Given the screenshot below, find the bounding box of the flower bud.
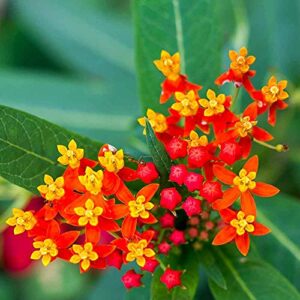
[160,188,182,210]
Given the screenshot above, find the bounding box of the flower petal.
[121,216,137,239]
[137,183,159,202]
[212,226,236,245]
[213,165,236,185]
[241,190,256,217]
[243,155,259,173]
[252,182,279,197]
[235,234,250,256]
[252,222,271,236]
[212,187,240,210]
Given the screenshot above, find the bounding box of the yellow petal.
[31,251,42,260]
[68,139,77,151]
[42,254,52,266]
[207,89,216,100]
[57,145,67,155]
[136,256,146,267]
[70,254,81,264]
[72,244,83,254]
[14,225,25,235]
[81,259,91,271]
[144,248,155,257]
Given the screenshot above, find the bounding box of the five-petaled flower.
[37,174,65,201]
[212,155,279,215]
[212,208,270,255]
[98,149,124,173]
[6,208,36,235]
[199,89,226,117]
[138,109,168,135]
[172,90,199,117]
[57,139,84,168]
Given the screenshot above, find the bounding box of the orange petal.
[212,187,240,210]
[111,204,129,219]
[243,102,257,120]
[115,181,134,204]
[241,190,256,217]
[56,231,80,248]
[219,208,237,223]
[252,182,279,197]
[94,245,116,258]
[213,165,236,185]
[252,222,271,236]
[141,213,157,224]
[252,127,273,142]
[86,224,101,244]
[121,216,137,239]
[212,226,236,245]
[235,234,250,256]
[243,155,259,173]
[137,183,159,202]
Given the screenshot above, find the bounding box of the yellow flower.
[57,139,84,169]
[172,90,199,117]
[188,130,208,148]
[138,109,168,135]
[6,208,36,235]
[126,239,155,267]
[229,47,256,74]
[78,167,103,195]
[31,239,58,266]
[261,76,289,104]
[70,242,98,271]
[235,116,257,137]
[230,211,255,235]
[233,169,256,193]
[98,149,124,173]
[199,89,226,117]
[74,199,103,226]
[37,175,65,201]
[128,195,154,219]
[153,50,180,80]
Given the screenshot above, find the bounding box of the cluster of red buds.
[6,47,288,291]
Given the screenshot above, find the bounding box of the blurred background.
[0,0,299,299]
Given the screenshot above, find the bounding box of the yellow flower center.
[57,139,84,169]
[6,208,37,235]
[126,239,155,267]
[188,130,208,148]
[172,90,199,117]
[235,116,257,137]
[128,195,154,219]
[230,211,255,235]
[199,89,226,117]
[153,50,180,80]
[137,109,168,135]
[70,243,99,271]
[98,149,124,173]
[31,239,58,266]
[74,199,103,226]
[79,167,103,195]
[229,47,255,74]
[37,175,65,201]
[233,168,256,192]
[270,85,279,95]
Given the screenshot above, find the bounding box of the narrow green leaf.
[0,105,102,194]
[151,247,200,300]
[199,246,227,290]
[209,248,300,300]
[256,194,300,289]
[145,119,171,182]
[133,0,225,112]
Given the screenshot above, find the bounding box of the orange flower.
[212,155,279,215]
[261,76,288,104]
[229,47,256,74]
[113,183,159,238]
[212,208,270,256]
[172,90,199,117]
[153,50,180,81]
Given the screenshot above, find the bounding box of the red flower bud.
[141,258,160,273]
[205,221,215,230]
[160,213,175,228]
[200,181,223,203]
[122,269,143,289]
[107,250,123,270]
[188,146,211,168]
[169,164,188,185]
[199,230,209,240]
[189,216,200,226]
[182,196,202,217]
[188,227,198,239]
[160,188,182,210]
[184,172,203,192]
[160,268,183,290]
[158,241,172,254]
[165,137,188,160]
[136,162,159,183]
[169,230,185,245]
[219,141,242,165]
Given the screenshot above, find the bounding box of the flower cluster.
[6,47,287,291]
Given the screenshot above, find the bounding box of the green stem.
[253,138,288,152]
[156,256,167,271]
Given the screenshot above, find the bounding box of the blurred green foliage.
[0,0,299,299]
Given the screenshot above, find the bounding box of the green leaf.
[199,246,227,290]
[145,119,171,183]
[256,194,300,290]
[209,248,300,300]
[0,104,102,194]
[151,247,200,300]
[133,0,225,112]
[0,70,137,148]
[12,0,135,79]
